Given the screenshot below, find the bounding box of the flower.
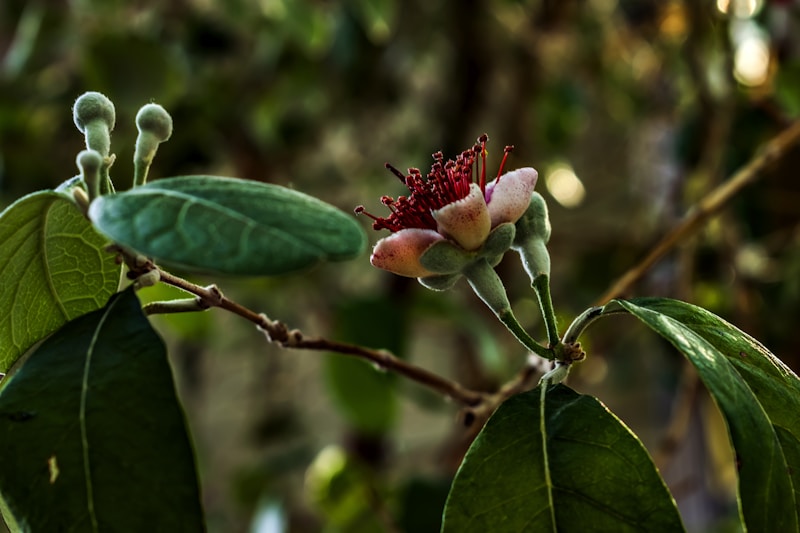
[356,135,538,279]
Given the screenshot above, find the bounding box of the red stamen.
[385,163,407,183]
[478,135,488,192]
[356,134,509,233]
[496,145,514,182]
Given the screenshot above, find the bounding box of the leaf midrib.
[79,292,121,532]
[539,384,557,532]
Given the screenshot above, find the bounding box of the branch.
[460,353,548,428]
[141,266,488,407]
[595,119,800,305]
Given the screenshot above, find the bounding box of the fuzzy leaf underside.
[89,175,366,276]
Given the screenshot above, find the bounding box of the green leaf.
[614,297,800,532]
[442,384,684,532]
[89,175,366,276]
[0,191,120,372]
[0,288,204,530]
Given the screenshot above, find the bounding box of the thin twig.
[595,119,800,305]
[147,267,488,407]
[460,354,546,428]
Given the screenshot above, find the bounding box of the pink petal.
[432,183,491,250]
[370,228,444,277]
[485,167,538,227]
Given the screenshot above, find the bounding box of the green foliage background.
[2,0,800,531]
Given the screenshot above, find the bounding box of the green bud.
[73,92,115,157]
[133,103,173,187]
[136,103,173,142]
[515,239,551,280]
[512,192,552,281]
[513,192,550,245]
[76,149,103,201]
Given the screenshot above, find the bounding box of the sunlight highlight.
[734,36,770,86]
[545,164,586,208]
[717,0,762,18]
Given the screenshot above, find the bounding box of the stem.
[149,267,487,406]
[498,310,554,360]
[463,259,553,359]
[133,159,150,188]
[99,155,115,195]
[562,306,604,345]
[562,305,629,345]
[533,274,559,347]
[143,298,208,315]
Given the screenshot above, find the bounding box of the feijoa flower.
[356,135,538,281]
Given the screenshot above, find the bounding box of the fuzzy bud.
[133,103,173,187]
[73,92,115,156]
[76,149,103,201]
[512,192,552,281]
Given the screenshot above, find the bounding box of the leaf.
[613,297,800,532]
[0,191,120,372]
[89,175,366,276]
[442,384,684,532]
[0,288,204,530]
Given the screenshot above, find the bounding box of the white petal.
[432,183,491,250]
[485,167,538,227]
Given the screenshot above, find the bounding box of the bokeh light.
[545,163,586,208]
[734,35,770,86]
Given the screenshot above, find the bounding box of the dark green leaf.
[442,384,684,532]
[397,476,451,532]
[614,297,799,532]
[0,288,204,530]
[0,191,120,372]
[89,175,366,276]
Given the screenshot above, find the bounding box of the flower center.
[356,135,513,233]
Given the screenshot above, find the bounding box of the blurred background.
[2,0,800,531]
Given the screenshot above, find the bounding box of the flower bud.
[136,103,173,142]
[513,192,550,245]
[76,149,103,200]
[512,192,551,280]
[133,103,173,186]
[73,92,115,157]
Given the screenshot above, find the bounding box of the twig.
[142,266,488,407]
[595,119,800,305]
[460,353,546,428]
